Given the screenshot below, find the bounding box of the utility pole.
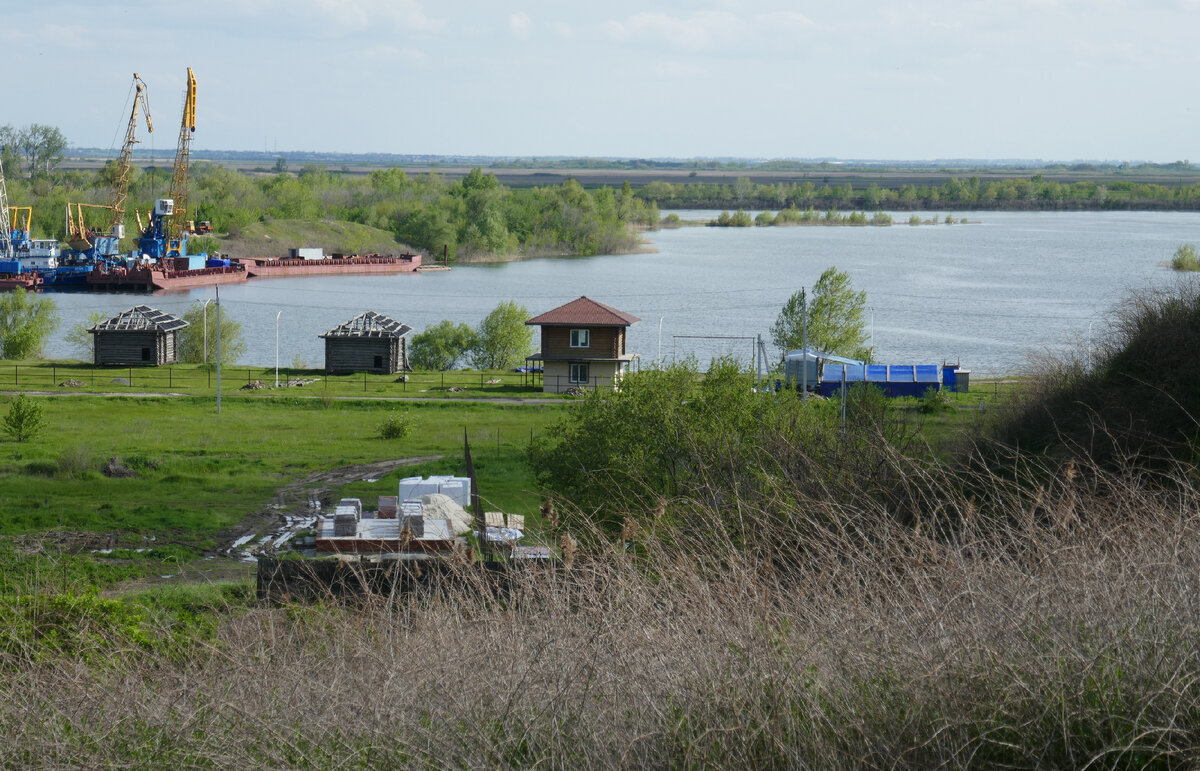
[216,286,222,415]
[801,287,808,402]
[275,310,281,388]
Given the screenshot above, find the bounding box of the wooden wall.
[539,325,625,360]
[324,337,408,374]
[93,330,177,366]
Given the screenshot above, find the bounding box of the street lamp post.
[275,311,281,388]
[197,298,213,364]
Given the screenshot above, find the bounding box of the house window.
[373,355,383,369]
[141,347,151,361]
[569,328,589,348]
[569,362,589,384]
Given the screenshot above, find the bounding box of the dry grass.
[1,453,1198,768]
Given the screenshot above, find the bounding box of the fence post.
[169,367,172,388]
[441,372,444,389]
[364,371,367,392]
[208,368,211,388]
[129,367,133,386]
[13,365,16,386]
[53,366,55,384]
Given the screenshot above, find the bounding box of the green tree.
[0,289,59,359]
[177,303,247,365]
[771,267,872,361]
[469,300,533,369]
[64,310,109,360]
[0,124,67,179]
[409,320,477,370]
[3,393,45,442]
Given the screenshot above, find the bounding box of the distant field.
[58,156,1200,191]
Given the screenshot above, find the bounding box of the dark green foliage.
[531,359,915,531]
[3,393,44,442]
[995,279,1200,468]
[917,387,953,414]
[634,173,1200,211]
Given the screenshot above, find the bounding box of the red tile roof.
[525,296,641,327]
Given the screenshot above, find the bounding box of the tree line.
[636,175,1200,211]
[3,142,659,262]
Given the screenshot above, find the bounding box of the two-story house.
[525,296,640,393]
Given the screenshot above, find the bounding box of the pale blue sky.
[6,0,1197,161]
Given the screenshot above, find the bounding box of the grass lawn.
[0,394,566,550]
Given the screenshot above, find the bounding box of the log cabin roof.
[320,311,413,339]
[525,296,641,327]
[89,305,188,333]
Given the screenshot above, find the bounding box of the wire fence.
[0,364,549,397]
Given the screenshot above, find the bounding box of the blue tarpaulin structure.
[820,363,942,398]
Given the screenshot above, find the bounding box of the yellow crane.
[168,67,197,245]
[66,73,152,253]
[137,67,195,259]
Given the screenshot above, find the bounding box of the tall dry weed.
[1,453,1199,767]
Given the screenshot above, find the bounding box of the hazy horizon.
[9,1,1199,163]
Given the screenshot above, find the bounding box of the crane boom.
[167,67,196,242]
[105,73,153,237]
[0,155,11,260]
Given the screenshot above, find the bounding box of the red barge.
[0,272,42,291]
[87,261,248,292]
[237,252,421,278]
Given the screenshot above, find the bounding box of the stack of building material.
[378,496,398,518]
[402,512,424,538]
[333,513,357,537]
[398,475,472,508]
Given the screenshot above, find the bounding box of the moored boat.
[87,261,247,292]
[0,270,42,291]
[238,252,421,278]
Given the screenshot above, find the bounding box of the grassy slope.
[221,219,419,261]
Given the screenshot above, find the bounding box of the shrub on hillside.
[994,278,1200,468]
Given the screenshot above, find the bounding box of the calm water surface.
[42,211,1198,377]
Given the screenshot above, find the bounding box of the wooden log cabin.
[320,311,413,374]
[525,296,640,393]
[89,305,188,366]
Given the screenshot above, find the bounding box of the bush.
[1171,243,1200,271]
[378,411,413,440]
[994,279,1200,469]
[918,387,953,414]
[3,393,44,442]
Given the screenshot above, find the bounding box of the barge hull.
[239,254,421,278]
[88,265,248,292]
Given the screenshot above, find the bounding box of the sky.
[5,0,1198,161]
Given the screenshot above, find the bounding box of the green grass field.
[0,394,565,549]
[0,375,1023,595]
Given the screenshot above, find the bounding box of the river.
[38,211,1198,377]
